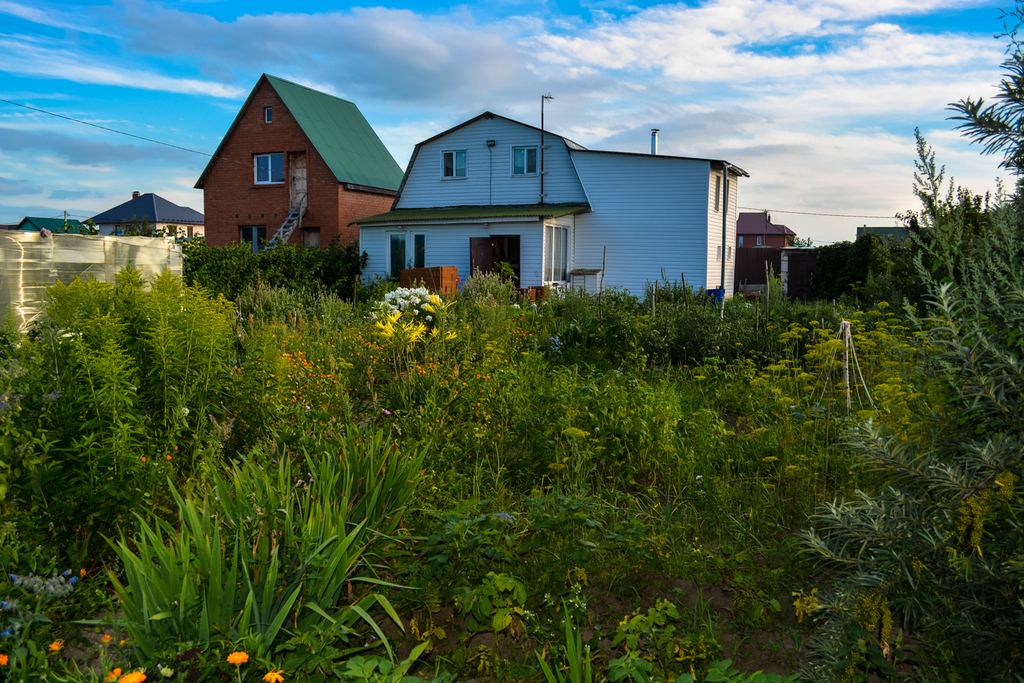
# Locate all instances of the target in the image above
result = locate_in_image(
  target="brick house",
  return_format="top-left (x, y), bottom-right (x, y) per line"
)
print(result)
top-left (195, 74), bottom-right (404, 251)
top-left (736, 212), bottom-right (796, 248)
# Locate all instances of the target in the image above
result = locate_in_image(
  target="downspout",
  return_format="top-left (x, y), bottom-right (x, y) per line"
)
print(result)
top-left (720, 163), bottom-right (729, 290)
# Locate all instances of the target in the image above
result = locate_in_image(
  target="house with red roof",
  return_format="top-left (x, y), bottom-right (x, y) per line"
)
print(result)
top-left (736, 212), bottom-right (795, 248)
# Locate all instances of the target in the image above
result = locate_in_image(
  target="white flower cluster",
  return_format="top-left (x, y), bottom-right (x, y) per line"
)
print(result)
top-left (376, 286), bottom-right (435, 322)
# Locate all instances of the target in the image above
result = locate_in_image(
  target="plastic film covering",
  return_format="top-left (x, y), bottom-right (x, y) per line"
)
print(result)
top-left (0, 232), bottom-right (183, 331)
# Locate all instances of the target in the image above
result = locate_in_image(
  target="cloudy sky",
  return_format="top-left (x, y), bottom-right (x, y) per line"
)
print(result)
top-left (0, 0), bottom-right (1015, 242)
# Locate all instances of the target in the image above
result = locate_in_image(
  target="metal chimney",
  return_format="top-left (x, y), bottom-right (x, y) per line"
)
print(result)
top-left (651, 129), bottom-right (660, 155)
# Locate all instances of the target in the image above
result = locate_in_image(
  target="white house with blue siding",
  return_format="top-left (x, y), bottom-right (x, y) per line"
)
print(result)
top-left (356, 112), bottom-right (747, 296)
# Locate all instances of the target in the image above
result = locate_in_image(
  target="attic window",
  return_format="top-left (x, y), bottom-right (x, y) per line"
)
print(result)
top-left (512, 146), bottom-right (538, 176)
top-left (442, 150), bottom-right (466, 179)
top-left (264, 107), bottom-right (273, 123)
top-left (255, 153), bottom-right (284, 184)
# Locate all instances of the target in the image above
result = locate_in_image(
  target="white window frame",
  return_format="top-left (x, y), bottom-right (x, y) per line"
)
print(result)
top-left (544, 224), bottom-right (570, 284)
top-left (385, 230), bottom-right (427, 276)
top-left (511, 145), bottom-right (539, 177)
top-left (441, 150), bottom-right (467, 179)
top-left (254, 153), bottom-right (284, 185)
top-left (264, 107), bottom-right (273, 123)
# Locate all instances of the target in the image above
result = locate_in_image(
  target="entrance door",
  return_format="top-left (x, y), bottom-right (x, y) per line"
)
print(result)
top-left (469, 235), bottom-right (521, 285)
top-left (289, 152), bottom-right (307, 210)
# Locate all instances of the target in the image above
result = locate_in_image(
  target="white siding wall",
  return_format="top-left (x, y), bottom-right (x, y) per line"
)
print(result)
top-left (361, 221), bottom-right (544, 287)
top-left (705, 168), bottom-right (739, 295)
top-left (569, 151), bottom-right (712, 295)
top-left (396, 117), bottom-right (588, 209)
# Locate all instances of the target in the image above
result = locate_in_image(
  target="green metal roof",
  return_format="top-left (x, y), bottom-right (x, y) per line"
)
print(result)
top-left (195, 74), bottom-right (404, 192)
top-left (354, 204), bottom-right (590, 225)
top-left (18, 217), bottom-right (83, 232)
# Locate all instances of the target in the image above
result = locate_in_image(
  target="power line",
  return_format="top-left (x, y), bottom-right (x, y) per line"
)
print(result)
top-left (0, 98), bottom-right (214, 158)
top-left (739, 206), bottom-right (897, 220)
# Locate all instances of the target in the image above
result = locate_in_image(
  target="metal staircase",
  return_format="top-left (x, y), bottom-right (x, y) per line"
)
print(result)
top-left (266, 193), bottom-right (307, 249)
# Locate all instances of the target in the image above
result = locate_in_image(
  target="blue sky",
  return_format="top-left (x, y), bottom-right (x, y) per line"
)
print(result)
top-left (0, 0), bottom-right (1013, 242)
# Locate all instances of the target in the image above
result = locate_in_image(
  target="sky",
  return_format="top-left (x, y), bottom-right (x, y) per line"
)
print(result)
top-left (0, 0), bottom-right (1017, 244)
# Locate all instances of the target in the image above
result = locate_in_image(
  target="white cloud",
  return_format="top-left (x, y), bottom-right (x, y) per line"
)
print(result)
top-left (0, 37), bottom-right (246, 98)
top-left (0, 0), bottom-right (110, 35)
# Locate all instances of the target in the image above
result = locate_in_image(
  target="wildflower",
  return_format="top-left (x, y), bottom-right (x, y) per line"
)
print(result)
top-left (105, 669), bottom-right (122, 682)
top-left (119, 639), bottom-right (127, 647)
top-left (121, 672), bottom-right (147, 683)
top-left (141, 457), bottom-right (146, 463)
top-left (166, 455), bottom-right (172, 461)
top-left (102, 634), bottom-right (112, 645)
top-left (80, 568), bottom-right (86, 577)
top-left (263, 670), bottom-right (285, 683)
top-left (0, 654), bottom-right (7, 665)
top-left (227, 651), bottom-right (249, 665)
top-left (49, 640), bottom-right (64, 652)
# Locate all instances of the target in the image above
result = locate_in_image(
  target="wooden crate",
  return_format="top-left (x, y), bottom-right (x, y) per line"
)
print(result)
top-left (400, 266), bottom-right (459, 295)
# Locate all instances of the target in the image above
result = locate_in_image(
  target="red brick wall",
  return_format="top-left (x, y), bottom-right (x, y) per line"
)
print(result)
top-left (201, 79), bottom-right (394, 249)
top-left (737, 234), bottom-right (789, 248)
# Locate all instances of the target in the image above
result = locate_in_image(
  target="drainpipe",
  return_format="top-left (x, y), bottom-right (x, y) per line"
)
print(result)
top-left (541, 94), bottom-right (553, 205)
top-left (721, 163), bottom-right (729, 290)
top-left (651, 129), bottom-right (659, 155)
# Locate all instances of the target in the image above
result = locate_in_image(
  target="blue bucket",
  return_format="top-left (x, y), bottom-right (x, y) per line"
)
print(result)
top-left (707, 288), bottom-right (725, 303)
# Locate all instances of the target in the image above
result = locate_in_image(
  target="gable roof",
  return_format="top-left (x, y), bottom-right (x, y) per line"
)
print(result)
top-left (194, 74), bottom-right (404, 192)
top-left (356, 203), bottom-right (590, 225)
top-left (18, 217), bottom-right (83, 232)
top-left (90, 193), bottom-right (204, 225)
top-left (390, 112), bottom-right (586, 208)
top-left (737, 212), bottom-right (795, 236)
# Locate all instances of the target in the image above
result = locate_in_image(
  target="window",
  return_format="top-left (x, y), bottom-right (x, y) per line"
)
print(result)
top-left (716, 245), bottom-right (722, 261)
top-left (301, 227), bottom-right (320, 249)
top-left (255, 153), bottom-right (284, 184)
top-left (756, 235), bottom-right (762, 246)
top-left (727, 246), bottom-right (733, 260)
top-left (714, 176), bottom-right (721, 212)
top-left (442, 150), bottom-right (466, 179)
top-left (512, 146), bottom-right (538, 176)
top-left (544, 225), bottom-right (569, 283)
top-left (388, 233), bottom-right (407, 278)
top-left (738, 235), bottom-right (744, 247)
top-left (240, 226), bottom-right (266, 253)
top-left (264, 107), bottom-right (273, 123)
top-left (414, 234), bottom-right (426, 268)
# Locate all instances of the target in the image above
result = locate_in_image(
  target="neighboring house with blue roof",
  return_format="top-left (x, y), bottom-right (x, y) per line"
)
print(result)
top-left (90, 191), bottom-right (204, 237)
top-left (356, 112), bottom-right (747, 295)
top-left (194, 74), bottom-right (403, 252)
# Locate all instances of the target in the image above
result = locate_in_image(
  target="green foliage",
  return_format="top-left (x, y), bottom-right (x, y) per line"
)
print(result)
top-left (801, 170), bottom-right (1024, 678)
top-left (111, 427), bottom-right (424, 671)
top-left (182, 235), bottom-right (367, 301)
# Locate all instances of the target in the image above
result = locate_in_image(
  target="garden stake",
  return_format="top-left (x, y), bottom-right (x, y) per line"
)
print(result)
top-left (842, 320), bottom-right (851, 413)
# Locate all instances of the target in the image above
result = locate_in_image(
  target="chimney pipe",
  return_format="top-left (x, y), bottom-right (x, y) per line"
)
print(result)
top-left (132, 191), bottom-right (140, 200)
top-left (651, 129), bottom-right (660, 155)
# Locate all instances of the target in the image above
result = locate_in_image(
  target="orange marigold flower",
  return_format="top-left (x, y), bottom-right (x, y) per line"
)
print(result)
top-left (102, 634), bottom-right (112, 645)
top-left (49, 640), bottom-right (64, 652)
top-left (80, 568), bottom-right (87, 577)
top-left (0, 653), bottom-right (8, 666)
top-left (141, 457), bottom-right (146, 463)
top-left (263, 669), bottom-right (285, 683)
top-left (227, 651), bottom-right (249, 665)
top-left (105, 668), bottom-right (122, 682)
top-left (120, 672), bottom-right (147, 683)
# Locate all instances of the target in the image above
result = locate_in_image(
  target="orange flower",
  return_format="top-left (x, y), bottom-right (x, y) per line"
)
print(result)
top-left (227, 651), bottom-right (249, 665)
top-left (49, 640), bottom-right (63, 652)
top-left (80, 568), bottom-right (87, 577)
top-left (166, 455), bottom-right (172, 461)
top-left (105, 668), bottom-right (122, 682)
top-left (263, 670), bottom-right (285, 683)
top-left (141, 457), bottom-right (146, 463)
top-left (0, 653), bottom-right (8, 666)
top-left (120, 672), bottom-right (147, 683)
top-left (102, 634), bottom-right (112, 645)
